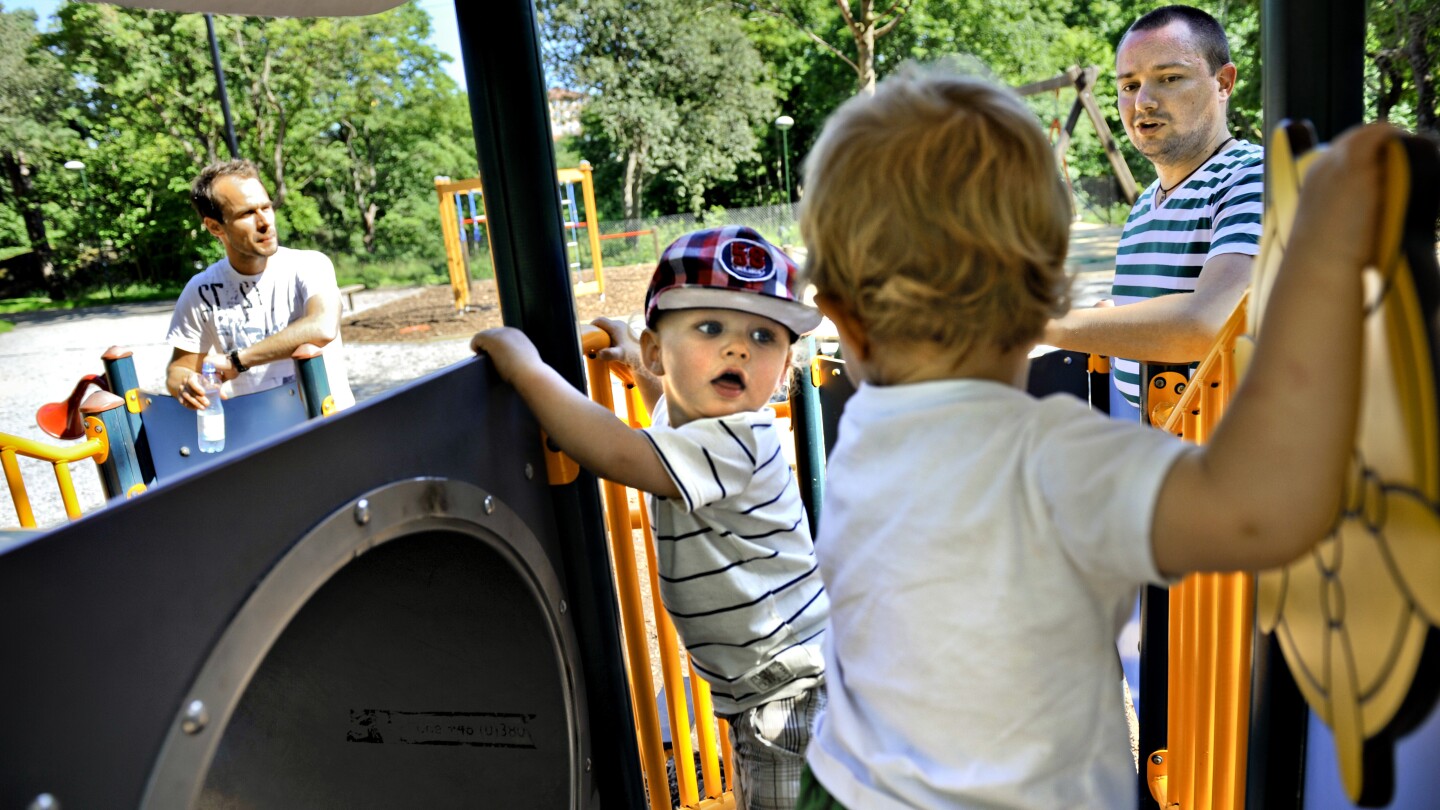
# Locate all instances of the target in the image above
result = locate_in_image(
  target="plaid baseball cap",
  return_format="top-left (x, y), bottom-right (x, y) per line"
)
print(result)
top-left (644, 225), bottom-right (822, 336)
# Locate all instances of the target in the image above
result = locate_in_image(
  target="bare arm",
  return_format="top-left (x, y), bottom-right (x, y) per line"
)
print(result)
top-left (210, 290), bottom-right (341, 380)
top-left (591, 316), bottom-right (664, 412)
top-left (472, 327), bottom-right (681, 498)
top-left (166, 347), bottom-right (212, 409)
top-left (1150, 124), bottom-right (1395, 575)
top-left (1044, 252), bottom-right (1252, 362)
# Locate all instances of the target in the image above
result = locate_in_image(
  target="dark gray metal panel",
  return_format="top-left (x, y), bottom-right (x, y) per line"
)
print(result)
top-left (1262, 0), bottom-right (1366, 142)
top-left (0, 358), bottom-right (577, 808)
top-left (454, 3), bottom-right (644, 805)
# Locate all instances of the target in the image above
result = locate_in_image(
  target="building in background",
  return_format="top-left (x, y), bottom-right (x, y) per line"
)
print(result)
top-left (548, 88), bottom-right (584, 139)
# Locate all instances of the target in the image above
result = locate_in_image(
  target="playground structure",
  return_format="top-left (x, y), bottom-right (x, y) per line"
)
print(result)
top-left (3, 1), bottom-right (1439, 809)
top-left (1017, 64), bottom-right (1140, 208)
top-left (2, 346), bottom-right (336, 530)
top-left (438, 162), bottom-right (663, 314)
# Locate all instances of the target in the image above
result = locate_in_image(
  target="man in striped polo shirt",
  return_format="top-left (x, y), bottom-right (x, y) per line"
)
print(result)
top-left (1046, 5), bottom-right (1263, 419)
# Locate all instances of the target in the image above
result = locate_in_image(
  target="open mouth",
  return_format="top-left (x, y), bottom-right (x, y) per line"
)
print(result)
top-left (711, 371), bottom-right (746, 396)
top-left (1136, 120), bottom-right (1165, 133)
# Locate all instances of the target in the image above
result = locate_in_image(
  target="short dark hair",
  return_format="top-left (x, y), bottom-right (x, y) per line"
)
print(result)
top-left (190, 159), bottom-right (261, 222)
top-left (1124, 5), bottom-right (1232, 73)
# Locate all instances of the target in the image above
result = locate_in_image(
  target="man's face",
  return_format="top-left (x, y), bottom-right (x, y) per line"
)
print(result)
top-left (205, 175), bottom-right (279, 261)
top-left (1116, 21), bottom-right (1235, 169)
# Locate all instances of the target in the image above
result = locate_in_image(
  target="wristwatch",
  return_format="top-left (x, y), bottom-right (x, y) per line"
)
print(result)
top-left (229, 349), bottom-right (248, 374)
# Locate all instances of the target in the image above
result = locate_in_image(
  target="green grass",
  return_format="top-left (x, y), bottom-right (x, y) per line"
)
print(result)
top-left (0, 282), bottom-right (185, 314)
top-left (0, 320), bottom-right (12, 334)
top-left (332, 255), bottom-right (461, 289)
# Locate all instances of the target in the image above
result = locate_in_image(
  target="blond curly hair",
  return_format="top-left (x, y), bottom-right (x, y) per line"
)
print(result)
top-left (799, 66), bottom-right (1072, 364)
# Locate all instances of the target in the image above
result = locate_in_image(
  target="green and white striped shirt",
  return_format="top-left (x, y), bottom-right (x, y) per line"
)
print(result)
top-left (1111, 140), bottom-right (1263, 409)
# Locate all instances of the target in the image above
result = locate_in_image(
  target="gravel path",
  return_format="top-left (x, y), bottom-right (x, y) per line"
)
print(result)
top-left (0, 287), bottom-right (473, 528)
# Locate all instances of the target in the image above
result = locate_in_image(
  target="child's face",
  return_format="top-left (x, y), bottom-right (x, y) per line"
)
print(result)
top-left (642, 308), bottom-right (792, 427)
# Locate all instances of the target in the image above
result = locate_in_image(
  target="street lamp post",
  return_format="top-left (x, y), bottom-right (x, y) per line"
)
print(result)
top-left (774, 115), bottom-right (794, 206)
top-left (63, 160), bottom-right (87, 195)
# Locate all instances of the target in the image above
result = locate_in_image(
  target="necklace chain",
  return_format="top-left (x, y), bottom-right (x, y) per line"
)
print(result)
top-left (1157, 137), bottom-right (1235, 201)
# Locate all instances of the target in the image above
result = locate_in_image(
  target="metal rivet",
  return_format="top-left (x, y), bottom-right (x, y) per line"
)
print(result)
top-left (181, 699), bottom-right (208, 735)
top-left (28, 794), bottom-right (59, 810)
top-left (524, 463), bottom-right (535, 480)
top-left (831, 369), bottom-right (841, 376)
top-left (559, 600), bottom-right (568, 614)
top-left (585, 758), bottom-right (592, 772)
top-left (179, 446), bottom-right (191, 457)
top-left (1062, 356), bottom-right (1072, 365)
top-left (93, 423), bottom-right (104, 434)
top-left (484, 495), bottom-right (495, 515)
top-left (354, 499), bottom-right (371, 525)
top-left (1151, 754), bottom-right (1164, 765)
top-left (1174, 383), bottom-right (1186, 395)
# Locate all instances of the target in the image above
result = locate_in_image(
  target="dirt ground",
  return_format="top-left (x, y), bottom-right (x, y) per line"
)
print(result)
top-left (342, 264), bottom-right (655, 344)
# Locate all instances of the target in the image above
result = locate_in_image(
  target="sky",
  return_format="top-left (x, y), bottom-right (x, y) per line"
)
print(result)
top-left (6, 0), bottom-right (470, 89)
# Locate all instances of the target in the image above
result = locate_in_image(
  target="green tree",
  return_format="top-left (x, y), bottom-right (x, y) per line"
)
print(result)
top-left (1368, 0), bottom-right (1438, 135)
top-left (749, 0), bottom-right (913, 95)
top-left (0, 5), bottom-right (76, 287)
top-left (42, 1), bottom-right (474, 286)
top-left (544, 0), bottom-right (778, 218)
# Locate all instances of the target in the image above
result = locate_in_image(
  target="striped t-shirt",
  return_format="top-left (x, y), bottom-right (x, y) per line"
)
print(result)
top-left (1111, 140), bottom-right (1263, 408)
top-left (641, 398), bottom-right (828, 715)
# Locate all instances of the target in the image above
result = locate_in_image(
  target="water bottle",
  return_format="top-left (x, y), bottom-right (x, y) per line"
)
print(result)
top-left (197, 361), bottom-right (226, 453)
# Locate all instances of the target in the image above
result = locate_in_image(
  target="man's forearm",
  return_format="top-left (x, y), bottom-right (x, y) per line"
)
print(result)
top-left (1047, 255), bottom-right (1252, 362)
top-left (1044, 294), bottom-right (1224, 362)
top-left (229, 293), bottom-right (341, 372)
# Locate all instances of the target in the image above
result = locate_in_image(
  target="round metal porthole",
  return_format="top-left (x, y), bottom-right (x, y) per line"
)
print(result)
top-left (141, 478), bottom-right (588, 809)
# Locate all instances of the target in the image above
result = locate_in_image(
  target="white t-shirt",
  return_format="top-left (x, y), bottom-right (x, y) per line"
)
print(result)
top-left (166, 246), bottom-right (354, 409)
top-left (642, 397), bottom-right (828, 715)
top-left (806, 379), bottom-right (1189, 808)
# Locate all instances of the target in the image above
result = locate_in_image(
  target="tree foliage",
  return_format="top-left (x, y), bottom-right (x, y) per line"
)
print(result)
top-left (0, 5), bottom-right (75, 286)
top-left (542, 0), bottom-right (778, 219)
top-left (1, 0), bottom-right (1435, 299)
top-left (0, 1), bottom-right (475, 294)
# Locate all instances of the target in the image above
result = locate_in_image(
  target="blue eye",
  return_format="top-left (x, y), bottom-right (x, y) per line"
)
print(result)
top-left (697, 321), bottom-right (722, 336)
top-left (751, 328), bottom-right (777, 345)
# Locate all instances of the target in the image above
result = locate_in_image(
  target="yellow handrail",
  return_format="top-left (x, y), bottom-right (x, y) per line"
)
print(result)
top-left (1147, 293), bottom-right (1253, 810)
top-left (578, 327), bottom-right (736, 810)
top-left (2, 423), bottom-right (109, 529)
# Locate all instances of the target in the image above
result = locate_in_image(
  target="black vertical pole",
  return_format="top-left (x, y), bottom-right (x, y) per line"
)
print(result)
top-left (1138, 584), bottom-right (1168, 807)
top-left (205, 14), bottom-right (240, 159)
top-left (1262, 0), bottom-right (1365, 143)
top-left (454, 2), bottom-right (643, 807)
top-left (1249, 3), bottom-right (1367, 807)
top-left (789, 338), bottom-right (825, 533)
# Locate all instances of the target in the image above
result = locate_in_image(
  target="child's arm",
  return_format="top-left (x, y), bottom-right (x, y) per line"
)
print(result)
top-left (1151, 123), bottom-right (1397, 576)
top-left (472, 327), bottom-right (681, 499)
top-left (590, 317), bottom-right (664, 412)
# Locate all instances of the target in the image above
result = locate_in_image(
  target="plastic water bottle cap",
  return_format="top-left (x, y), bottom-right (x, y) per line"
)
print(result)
top-left (202, 361), bottom-right (217, 374)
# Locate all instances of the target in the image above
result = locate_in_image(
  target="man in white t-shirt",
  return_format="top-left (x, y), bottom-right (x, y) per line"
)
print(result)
top-left (166, 159), bottom-right (354, 411)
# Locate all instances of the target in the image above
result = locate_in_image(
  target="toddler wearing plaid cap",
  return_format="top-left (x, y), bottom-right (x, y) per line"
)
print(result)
top-left (474, 226), bottom-right (828, 810)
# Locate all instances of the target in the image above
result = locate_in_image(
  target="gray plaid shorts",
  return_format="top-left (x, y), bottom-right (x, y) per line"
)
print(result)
top-left (724, 682), bottom-right (827, 810)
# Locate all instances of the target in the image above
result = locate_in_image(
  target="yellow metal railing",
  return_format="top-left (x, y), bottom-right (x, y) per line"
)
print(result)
top-left (573, 327), bottom-right (736, 810)
top-left (1145, 293), bottom-right (1253, 810)
top-left (436, 163), bottom-right (606, 313)
top-left (2, 418), bottom-right (111, 529)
